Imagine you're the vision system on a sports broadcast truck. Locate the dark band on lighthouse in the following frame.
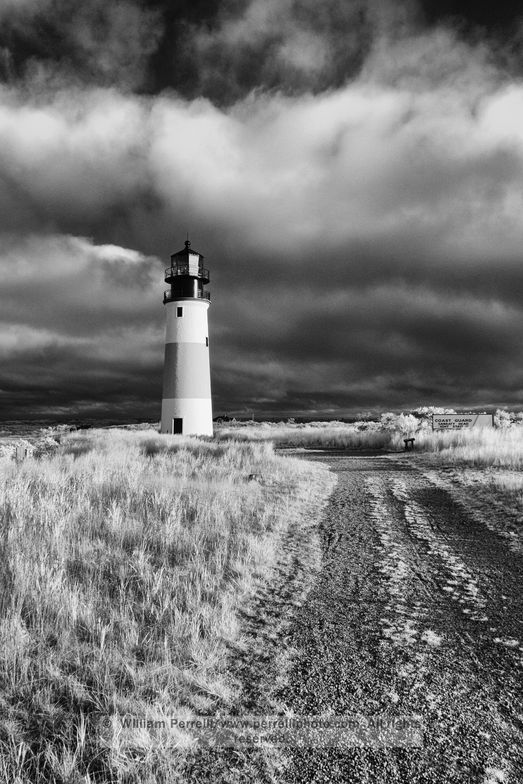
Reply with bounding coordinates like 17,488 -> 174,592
162,343 -> 212,399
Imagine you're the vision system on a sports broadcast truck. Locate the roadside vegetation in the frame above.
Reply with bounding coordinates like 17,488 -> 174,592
216,408 -> 523,468
0,429 -> 333,783
409,426 -> 523,469
3,411 -> 523,781
216,420 -> 397,449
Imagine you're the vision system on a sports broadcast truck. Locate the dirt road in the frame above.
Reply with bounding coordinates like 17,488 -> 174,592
277,453 -> 523,783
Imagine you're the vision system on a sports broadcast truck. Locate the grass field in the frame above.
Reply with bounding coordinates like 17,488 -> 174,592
412,427 -> 523,468
215,418 -> 523,468
2,418 -> 523,782
0,429 -> 334,783
216,421 -> 397,450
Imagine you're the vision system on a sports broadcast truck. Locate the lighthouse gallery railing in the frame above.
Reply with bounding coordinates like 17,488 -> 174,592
165,265 -> 209,281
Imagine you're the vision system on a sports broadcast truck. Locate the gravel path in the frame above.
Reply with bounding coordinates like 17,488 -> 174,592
277,453 -> 523,783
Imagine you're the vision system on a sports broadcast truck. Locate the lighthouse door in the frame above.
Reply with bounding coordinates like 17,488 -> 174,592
171,418 -> 183,435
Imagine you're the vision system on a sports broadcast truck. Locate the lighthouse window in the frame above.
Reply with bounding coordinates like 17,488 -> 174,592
206,337 -> 209,347
176,307 -> 183,318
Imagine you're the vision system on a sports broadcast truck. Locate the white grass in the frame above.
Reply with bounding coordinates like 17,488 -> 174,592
216,419 -> 523,468
0,429 -> 333,783
413,427 -> 523,468
3,417 -> 523,781
216,421 -> 396,449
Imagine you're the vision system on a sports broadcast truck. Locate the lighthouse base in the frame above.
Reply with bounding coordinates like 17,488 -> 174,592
160,398 -> 213,436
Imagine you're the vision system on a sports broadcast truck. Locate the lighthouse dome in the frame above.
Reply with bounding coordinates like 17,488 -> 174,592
164,238 -> 210,298
169,240 -> 205,278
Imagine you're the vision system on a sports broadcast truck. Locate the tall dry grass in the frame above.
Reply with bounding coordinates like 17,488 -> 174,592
407,427 -> 523,468
0,429 -> 333,783
215,421 -> 395,449
216,420 -> 523,468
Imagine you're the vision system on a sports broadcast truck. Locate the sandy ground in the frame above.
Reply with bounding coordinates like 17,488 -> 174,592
275,453 -> 523,783
183,452 -> 523,783
3,440 -> 516,780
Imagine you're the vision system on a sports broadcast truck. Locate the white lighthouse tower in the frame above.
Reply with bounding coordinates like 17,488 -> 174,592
160,240 -> 213,435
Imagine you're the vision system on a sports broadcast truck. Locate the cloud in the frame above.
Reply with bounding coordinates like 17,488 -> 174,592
0,86 -> 152,234
0,0 -> 162,90
144,70 -> 523,276
0,1 -> 521,102
0,0 -> 47,17
168,0 -> 523,104
186,0 -> 374,100
417,0 -> 523,33
0,233 -> 161,332
211,282 -> 523,414
0,233 -> 164,420
2,3 -> 523,418
1,52 -> 510,261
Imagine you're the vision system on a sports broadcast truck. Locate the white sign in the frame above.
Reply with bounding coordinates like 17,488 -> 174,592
432,414 -> 494,431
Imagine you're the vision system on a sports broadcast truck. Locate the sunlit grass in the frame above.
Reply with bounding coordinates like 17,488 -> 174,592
412,427 -> 523,468
216,421 -> 396,449
216,420 -> 523,468
3,417 -> 523,781
0,429 -> 333,783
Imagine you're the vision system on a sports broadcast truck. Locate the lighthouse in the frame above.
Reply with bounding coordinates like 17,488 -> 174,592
160,240 -> 213,436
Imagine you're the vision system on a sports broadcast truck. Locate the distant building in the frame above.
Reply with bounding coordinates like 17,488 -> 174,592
160,240 -> 213,435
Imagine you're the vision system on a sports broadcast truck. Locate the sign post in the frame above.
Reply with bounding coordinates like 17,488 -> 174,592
15,446 -> 28,462
432,414 -> 494,431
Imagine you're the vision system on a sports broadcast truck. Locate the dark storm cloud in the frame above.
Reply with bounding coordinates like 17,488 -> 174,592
158,0 -> 523,103
0,0 -> 163,90
156,0 -> 523,103
0,234 -> 164,420
2,0 -> 523,420
0,0 -> 522,103
211,283 -> 523,415
223,287 -> 519,367
0,347 -> 161,421
0,0 -> 380,101
418,0 -> 523,32
178,0 -> 376,104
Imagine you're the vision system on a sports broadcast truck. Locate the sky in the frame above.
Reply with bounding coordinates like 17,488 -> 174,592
1,0 -> 523,422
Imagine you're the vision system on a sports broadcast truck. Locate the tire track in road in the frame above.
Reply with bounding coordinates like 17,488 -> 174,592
278,455 -> 523,784
421,468 -> 523,555
398,469 -> 523,663
389,477 -> 489,624
384,466 -> 523,784
366,476 -> 432,653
